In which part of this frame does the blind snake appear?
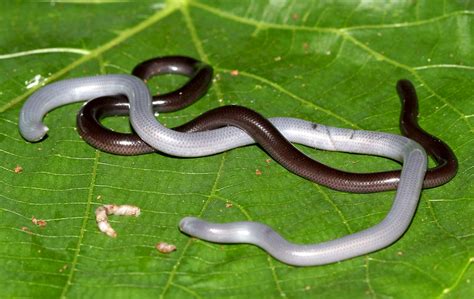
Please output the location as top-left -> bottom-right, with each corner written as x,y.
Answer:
19,73 -> 439,193
76,67 -> 456,192
18,72 -> 430,265
180,140 -> 426,266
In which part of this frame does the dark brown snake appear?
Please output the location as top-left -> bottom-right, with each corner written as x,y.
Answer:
76,56 -> 457,193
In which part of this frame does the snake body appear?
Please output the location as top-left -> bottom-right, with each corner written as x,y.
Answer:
73,57 -> 455,191
18,73 -> 430,265
396,80 -> 457,187
20,73 -> 439,193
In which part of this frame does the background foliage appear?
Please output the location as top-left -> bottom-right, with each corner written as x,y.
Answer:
0,0 -> 473,298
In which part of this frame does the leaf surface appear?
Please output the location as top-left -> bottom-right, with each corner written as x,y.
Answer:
0,1 -> 473,298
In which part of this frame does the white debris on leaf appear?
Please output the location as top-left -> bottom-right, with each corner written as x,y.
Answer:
150,2 -> 166,10
25,74 -> 46,89
95,206 -> 116,238
103,204 -> 141,216
155,242 -> 176,254
95,204 -> 141,238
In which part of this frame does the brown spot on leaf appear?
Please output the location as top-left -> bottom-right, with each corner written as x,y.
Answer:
32,216 -> 47,228
14,165 -> 23,173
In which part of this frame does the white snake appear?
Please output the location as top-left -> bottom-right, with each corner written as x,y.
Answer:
18,74 -> 427,266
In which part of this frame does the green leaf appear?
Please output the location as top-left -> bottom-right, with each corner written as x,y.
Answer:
0,1 -> 472,298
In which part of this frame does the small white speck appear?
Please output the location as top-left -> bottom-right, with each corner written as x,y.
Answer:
427,58 -> 431,62
326,50 -> 331,55
25,74 -> 46,89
